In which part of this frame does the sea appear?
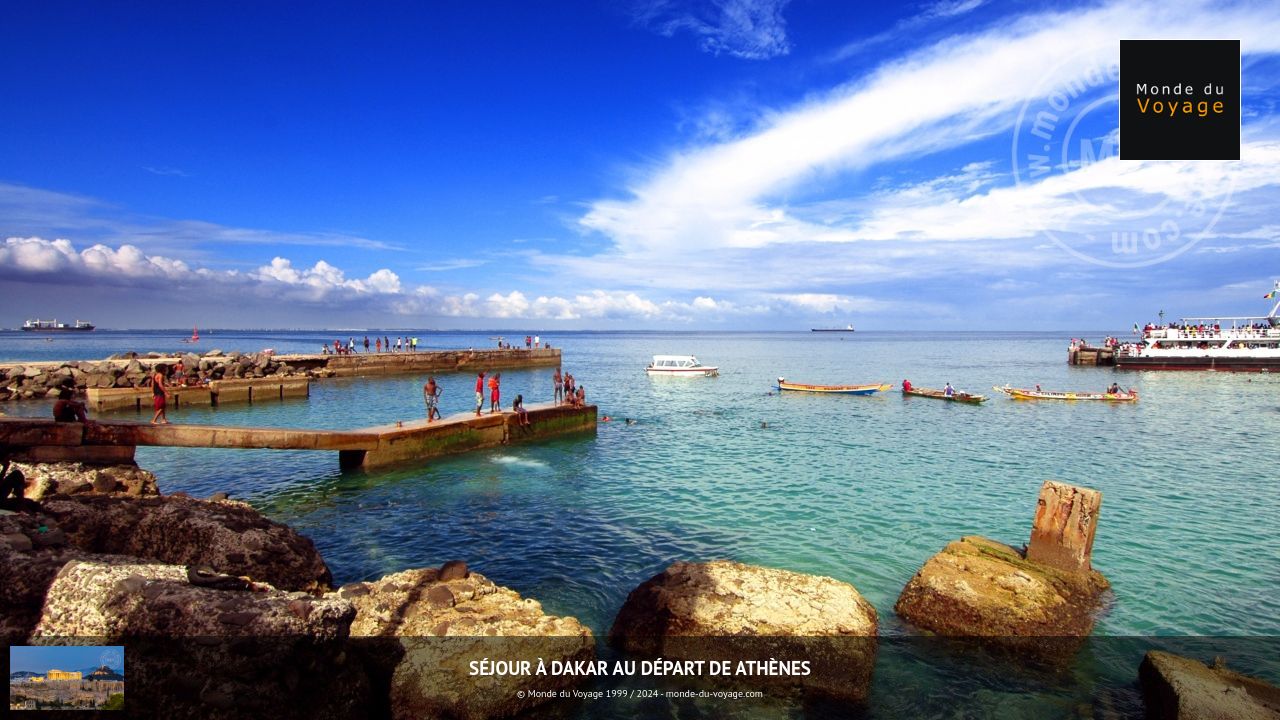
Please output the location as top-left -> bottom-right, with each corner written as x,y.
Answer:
3,328 -> 1278,719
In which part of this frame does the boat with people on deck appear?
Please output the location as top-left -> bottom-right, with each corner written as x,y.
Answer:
645,355 -> 719,377
993,385 -> 1138,402
776,378 -> 891,395
1116,280 -> 1280,371
901,384 -> 986,404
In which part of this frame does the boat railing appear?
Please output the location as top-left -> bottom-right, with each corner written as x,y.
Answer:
1143,327 -> 1280,341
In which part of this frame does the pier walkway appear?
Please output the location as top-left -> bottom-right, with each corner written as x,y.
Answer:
0,402 -> 596,470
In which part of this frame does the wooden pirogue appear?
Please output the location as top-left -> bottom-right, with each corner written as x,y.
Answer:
902,387 -> 986,404
776,379 -> 892,395
993,385 -> 1138,402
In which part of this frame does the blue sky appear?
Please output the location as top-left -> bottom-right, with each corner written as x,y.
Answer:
2,0 -> 1278,329
9,645 -> 124,675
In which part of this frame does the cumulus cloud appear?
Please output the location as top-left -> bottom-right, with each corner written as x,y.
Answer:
634,0 -> 792,59
0,236 -> 748,323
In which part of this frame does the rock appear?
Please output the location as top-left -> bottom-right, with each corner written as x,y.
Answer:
39,494 -> 332,592
894,536 -> 1109,658
2,532 -> 33,551
32,527 -> 67,547
204,348 -> 224,357
438,559 -> 469,580
15,462 -> 159,500
1140,650 -> 1280,719
209,491 -> 229,502
0,510 -> 128,644
609,560 -> 878,701
30,560 -> 369,720
23,366 -> 42,378
345,566 -> 594,720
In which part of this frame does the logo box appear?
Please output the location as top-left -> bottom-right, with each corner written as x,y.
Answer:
1120,39 -> 1240,160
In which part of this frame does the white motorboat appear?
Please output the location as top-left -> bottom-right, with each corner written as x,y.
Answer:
645,355 -> 719,377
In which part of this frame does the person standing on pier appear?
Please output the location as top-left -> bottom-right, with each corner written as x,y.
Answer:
375,337 -> 382,353
489,373 -> 501,414
424,377 -> 441,422
364,336 -> 370,353
475,371 -> 485,416
534,335 -> 540,348
150,364 -> 169,424
553,367 -> 563,405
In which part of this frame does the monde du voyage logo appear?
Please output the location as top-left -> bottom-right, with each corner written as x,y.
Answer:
1121,39 -> 1241,160
1012,39 -> 1240,268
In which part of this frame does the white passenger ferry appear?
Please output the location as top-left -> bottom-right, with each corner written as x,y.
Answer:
644,355 -> 719,377
1117,281 -> 1280,371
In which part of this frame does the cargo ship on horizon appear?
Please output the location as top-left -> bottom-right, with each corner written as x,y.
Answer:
21,318 -> 95,332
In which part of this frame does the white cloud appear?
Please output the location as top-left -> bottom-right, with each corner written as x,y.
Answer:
574,0 -> 1280,293
0,236 -> 745,323
0,182 -> 401,253
634,0 -> 792,60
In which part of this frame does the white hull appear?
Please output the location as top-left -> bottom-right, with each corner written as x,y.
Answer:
645,367 -> 719,377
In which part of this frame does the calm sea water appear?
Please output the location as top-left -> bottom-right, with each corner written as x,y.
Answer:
4,329 -> 1278,717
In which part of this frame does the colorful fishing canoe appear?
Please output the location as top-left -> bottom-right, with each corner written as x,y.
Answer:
776,379 -> 892,395
902,387 -> 986,404
993,385 -> 1138,402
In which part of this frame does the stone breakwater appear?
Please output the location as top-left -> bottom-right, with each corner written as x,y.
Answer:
0,347 -> 560,402
1,463 -> 591,720
5,466 -> 1273,719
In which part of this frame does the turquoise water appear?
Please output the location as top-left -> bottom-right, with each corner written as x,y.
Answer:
4,330 -> 1278,716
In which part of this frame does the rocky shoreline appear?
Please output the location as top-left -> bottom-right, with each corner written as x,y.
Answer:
0,347 -> 562,403
3,467 -> 1276,719
0,350 -> 320,401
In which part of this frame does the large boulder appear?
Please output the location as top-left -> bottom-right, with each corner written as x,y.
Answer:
609,559 -> 878,701
343,563 -> 594,720
30,560 -> 367,720
15,461 -> 159,500
894,536 -> 1109,658
0,510 -> 126,644
1140,650 -> 1280,720
39,494 -> 332,592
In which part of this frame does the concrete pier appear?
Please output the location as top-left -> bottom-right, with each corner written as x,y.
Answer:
1067,344 -> 1116,366
0,402 -> 595,470
283,347 -> 561,377
0,347 -> 561,403
86,378 -> 310,413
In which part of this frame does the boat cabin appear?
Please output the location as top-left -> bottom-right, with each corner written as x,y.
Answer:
649,355 -> 704,369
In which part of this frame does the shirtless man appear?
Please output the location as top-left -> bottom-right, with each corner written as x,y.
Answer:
424,377 -> 441,421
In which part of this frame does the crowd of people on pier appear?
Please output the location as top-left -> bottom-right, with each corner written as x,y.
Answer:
417,365 -> 586,424
323,336 -> 423,355
319,335 -> 563,355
